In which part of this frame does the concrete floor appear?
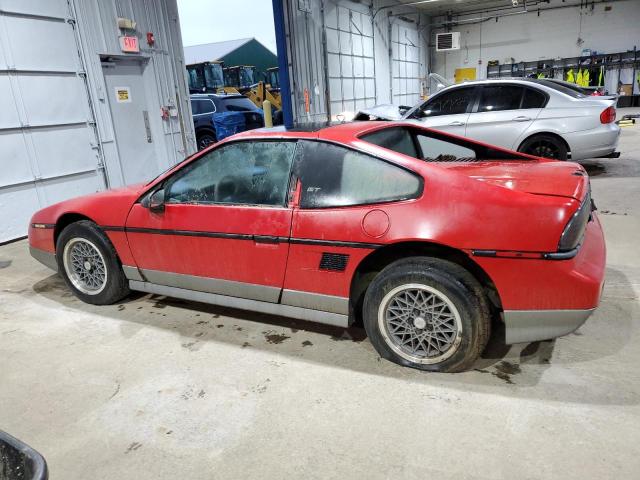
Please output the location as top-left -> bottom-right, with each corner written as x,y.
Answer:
1,111 -> 640,479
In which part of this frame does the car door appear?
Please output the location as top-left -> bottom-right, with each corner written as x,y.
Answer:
125,140 -> 297,303
464,84 -> 545,149
281,141 -> 423,316
411,86 -> 477,136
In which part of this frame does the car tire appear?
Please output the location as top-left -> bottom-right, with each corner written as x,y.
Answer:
56,220 -> 130,305
518,134 -> 568,160
362,257 -> 490,373
196,131 -> 217,150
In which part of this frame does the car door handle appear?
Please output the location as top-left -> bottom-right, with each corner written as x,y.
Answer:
448,121 -> 465,126
512,116 -> 531,122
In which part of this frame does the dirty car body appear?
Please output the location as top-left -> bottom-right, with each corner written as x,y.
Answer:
29,122 -> 606,372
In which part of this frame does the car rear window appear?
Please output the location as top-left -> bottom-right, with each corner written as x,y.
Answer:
535,79 -> 586,98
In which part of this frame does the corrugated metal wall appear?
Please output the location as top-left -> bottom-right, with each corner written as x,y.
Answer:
281,0 -> 429,124
0,0 -> 104,242
0,0 -> 194,242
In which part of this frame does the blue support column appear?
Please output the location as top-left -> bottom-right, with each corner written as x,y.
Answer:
272,0 -> 294,128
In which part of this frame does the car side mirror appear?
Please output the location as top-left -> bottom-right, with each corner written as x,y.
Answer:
148,188 -> 165,213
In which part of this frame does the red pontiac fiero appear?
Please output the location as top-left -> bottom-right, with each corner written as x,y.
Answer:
29,122 -> 605,372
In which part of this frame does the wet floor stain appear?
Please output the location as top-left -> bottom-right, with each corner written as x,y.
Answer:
599,209 -> 628,216
475,361 -> 522,385
263,331 -> 291,344
125,442 -> 142,454
181,341 -> 199,351
0,260 -> 12,269
250,379 -> 270,394
302,340 -> 313,347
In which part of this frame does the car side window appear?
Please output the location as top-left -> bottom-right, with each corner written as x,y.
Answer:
478,85 -> 524,112
359,128 -> 418,157
416,135 -> 476,162
295,141 -> 421,208
522,88 -> 547,108
165,141 -> 296,206
190,99 -> 201,115
420,87 -> 475,117
192,99 -> 216,115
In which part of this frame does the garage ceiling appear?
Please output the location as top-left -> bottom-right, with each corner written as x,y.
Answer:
394,0 -> 562,16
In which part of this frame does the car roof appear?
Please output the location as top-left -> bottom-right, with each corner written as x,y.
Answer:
229,121 -> 400,142
190,93 -> 247,100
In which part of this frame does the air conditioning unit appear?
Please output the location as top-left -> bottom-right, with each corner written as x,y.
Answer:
436,32 -> 461,52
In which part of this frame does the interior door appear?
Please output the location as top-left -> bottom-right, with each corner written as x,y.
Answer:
415,86 -> 477,136
102,58 -> 161,186
465,84 -> 544,149
125,140 -> 297,303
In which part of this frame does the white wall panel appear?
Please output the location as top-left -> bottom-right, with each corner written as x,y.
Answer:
0,0 -> 193,242
0,75 -> 21,129
282,0 -> 429,123
18,75 -> 89,126
0,132 -> 33,187
30,125 -> 97,178
430,0 -> 640,83
0,0 -> 68,18
2,16 -> 77,72
391,18 -> 421,106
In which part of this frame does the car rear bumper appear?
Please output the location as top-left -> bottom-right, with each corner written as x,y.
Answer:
503,308 -> 595,344
566,123 -> 621,160
473,214 -> 606,344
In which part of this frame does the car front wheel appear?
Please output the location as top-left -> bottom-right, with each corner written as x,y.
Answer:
56,220 -> 130,305
363,257 -> 490,372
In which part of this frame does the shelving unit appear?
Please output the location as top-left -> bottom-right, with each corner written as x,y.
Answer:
486,48 -> 640,106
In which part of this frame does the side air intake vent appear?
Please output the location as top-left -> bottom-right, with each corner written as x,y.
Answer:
319,253 -> 349,272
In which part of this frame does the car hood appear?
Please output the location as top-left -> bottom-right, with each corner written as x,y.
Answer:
353,104 -> 404,121
437,161 -> 588,200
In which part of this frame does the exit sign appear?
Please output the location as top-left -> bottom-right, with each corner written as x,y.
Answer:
119,35 -> 139,53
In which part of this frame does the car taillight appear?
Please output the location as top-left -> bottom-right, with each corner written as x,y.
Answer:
600,106 -> 616,124
558,190 -> 592,252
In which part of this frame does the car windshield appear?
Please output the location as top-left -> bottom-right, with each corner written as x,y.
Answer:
220,97 -> 257,112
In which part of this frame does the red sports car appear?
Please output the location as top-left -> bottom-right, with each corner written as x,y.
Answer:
29,122 -> 605,372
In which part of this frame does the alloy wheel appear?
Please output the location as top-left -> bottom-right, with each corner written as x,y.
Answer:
62,238 -> 108,295
377,284 -> 462,364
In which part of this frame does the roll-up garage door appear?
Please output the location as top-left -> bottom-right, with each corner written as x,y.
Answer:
324,0 -> 375,119
390,18 -> 421,107
0,0 -> 105,242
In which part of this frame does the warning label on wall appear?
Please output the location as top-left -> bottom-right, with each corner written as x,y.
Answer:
115,87 -> 131,103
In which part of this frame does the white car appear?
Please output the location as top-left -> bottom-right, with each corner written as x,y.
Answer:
358,79 -> 620,161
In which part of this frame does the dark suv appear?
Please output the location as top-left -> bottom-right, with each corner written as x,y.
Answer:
191,94 -> 264,150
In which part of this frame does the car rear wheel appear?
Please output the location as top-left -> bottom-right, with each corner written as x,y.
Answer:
362,257 -> 490,372
519,134 -> 568,160
56,220 -> 130,305
197,131 -> 217,150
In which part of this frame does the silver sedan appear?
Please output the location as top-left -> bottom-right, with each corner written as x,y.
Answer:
358,78 -> 620,161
